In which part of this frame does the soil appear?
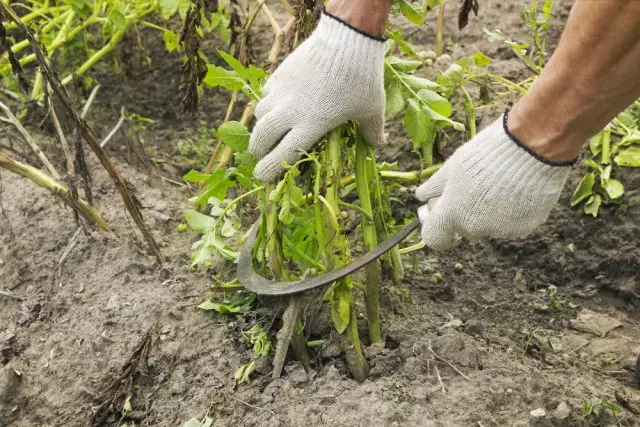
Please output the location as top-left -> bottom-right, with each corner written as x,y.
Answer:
1,1 -> 639,426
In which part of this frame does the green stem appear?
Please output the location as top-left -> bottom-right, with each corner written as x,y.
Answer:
355,127 -> 381,345
338,200 -> 372,220
601,126 -> 611,165
464,73 -> 528,94
1,15 -> 101,74
213,186 -> 264,232
282,233 -> 326,272
341,164 -> 442,186
31,11 -> 75,101
3,5 -> 68,30
460,85 -> 477,138
369,147 -> 403,282
265,183 -> 286,280
61,26 -> 127,85
264,182 -> 311,375
325,128 -> 368,381
435,2 -> 445,56
399,241 -> 425,255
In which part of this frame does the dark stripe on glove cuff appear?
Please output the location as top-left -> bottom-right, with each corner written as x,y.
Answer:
503,110 -> 578,168
321,7 -> 387,42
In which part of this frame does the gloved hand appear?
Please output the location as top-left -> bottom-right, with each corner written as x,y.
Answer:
250,10 -> 387,182
416,112 -> 575,250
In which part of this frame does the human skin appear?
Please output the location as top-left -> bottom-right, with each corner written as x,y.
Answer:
326,0 -> 640,163
325,0 -> 392,37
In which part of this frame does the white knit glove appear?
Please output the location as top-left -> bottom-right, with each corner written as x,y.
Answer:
250,10 -> 387,182
416,112 -> 574,250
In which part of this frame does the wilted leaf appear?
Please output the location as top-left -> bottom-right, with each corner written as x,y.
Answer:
614,146 -> 640,167
583,195 -> 601,217
182,416 -> 213,427
331,283 -> 351,334
458,0 -> 479,30
602,178 -> 624,199
218,121 -> 250,152
184,210 -> 215,233
589,131 -> 604,156
570,173 -> 595,206
220,219 -> 236,237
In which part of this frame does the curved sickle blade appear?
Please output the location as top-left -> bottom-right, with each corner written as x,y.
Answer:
237,218 -> 421,296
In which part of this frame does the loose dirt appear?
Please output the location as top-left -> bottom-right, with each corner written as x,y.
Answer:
1,1 -> 638,426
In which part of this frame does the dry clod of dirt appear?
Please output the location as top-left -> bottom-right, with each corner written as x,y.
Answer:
570,308 -> 623,337
552,401 -> 572,420
0,363 -> 22,405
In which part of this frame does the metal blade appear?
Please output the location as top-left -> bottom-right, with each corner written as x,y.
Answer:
237,218 -> 421,295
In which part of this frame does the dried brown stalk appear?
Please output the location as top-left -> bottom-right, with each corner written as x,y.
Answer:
0,101 -> 60,179
0,3 -> 165,263
0,151 -> 109,231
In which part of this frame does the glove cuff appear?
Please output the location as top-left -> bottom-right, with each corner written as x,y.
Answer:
311,9 -> 387,72
502,110 -> 578,167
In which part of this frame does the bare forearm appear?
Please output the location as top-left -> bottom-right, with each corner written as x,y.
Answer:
509,0 -> 640,162
325,0 -> 392,37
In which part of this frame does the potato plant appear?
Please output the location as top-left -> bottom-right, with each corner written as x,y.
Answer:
0,0 -> 232,100
571,101 -> 640,216
183,0 -> 498,382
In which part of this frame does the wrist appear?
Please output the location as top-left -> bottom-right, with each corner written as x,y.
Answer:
507,70 -> 589,164
325,0 -> 392,38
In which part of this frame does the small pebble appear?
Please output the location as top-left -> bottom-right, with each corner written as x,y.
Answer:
530,408 -> 546,418
553,402 -> 571,420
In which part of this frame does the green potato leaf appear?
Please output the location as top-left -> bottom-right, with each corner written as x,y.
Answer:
399,0 -> 424,24
614,146 -> 640,167
473,51 -> 492,67
184,210 -> 215,234
583,194 -> 602,217
163,30 -> 180,52
402,75 -> 439,92
159,0 -> 179,19
602,178 -> 624,199
183,170 -> 211,182
416,89 -> 452,117
404,98 -> 429,144
570,173 -> 595,206
203,65 -> 244,90
387,56 -> 421,72
218,121 -> 250,152
385,77 -> 405,118
218,50 -> 248,79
